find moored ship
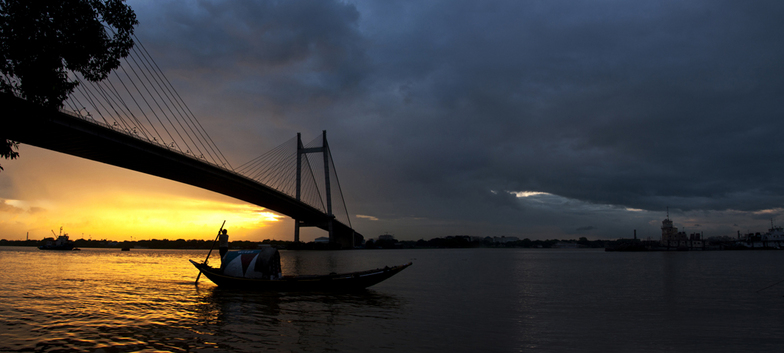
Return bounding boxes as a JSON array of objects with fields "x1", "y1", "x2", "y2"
[
  {"x1": 38, "y1": 227, "x2": 76, "y2": 250},
  {"x1": 735, "y1": 221, "x2": 784, "y2": 249}
]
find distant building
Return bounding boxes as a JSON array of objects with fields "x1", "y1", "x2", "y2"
[
  {"x1": 314, "y1": 237, "x2": 330, "y2": 243},
  {"x1": 494, "y1": 236, "x2": 519, "y2": 244},
  {"x1": 378, "y1": 234, "x2": 395, "y2": 241},
  {"x1": 660, "y1": 215, "x2": 704, "y2": 249}
]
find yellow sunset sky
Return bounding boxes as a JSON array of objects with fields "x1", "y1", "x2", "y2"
[{"x1": 0, "y1": 145, "x2": 322, "y2": 242}]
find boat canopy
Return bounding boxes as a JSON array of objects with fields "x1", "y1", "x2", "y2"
[{"x1": 221, "y1": 247, "x2": 282, "y2": 280}]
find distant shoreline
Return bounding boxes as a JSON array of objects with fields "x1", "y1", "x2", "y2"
[{"x1": 0, "y1": 237, "x2": 609, "y2": 250}]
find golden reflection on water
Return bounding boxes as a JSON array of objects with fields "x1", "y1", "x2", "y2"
[{"x1": 0, "y1": 247, "x2": 408, "y2": 352}]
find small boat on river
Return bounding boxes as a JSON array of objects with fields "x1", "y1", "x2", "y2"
[{"x1": 190, "y1": 248, "x2": 411, "y2": 291}]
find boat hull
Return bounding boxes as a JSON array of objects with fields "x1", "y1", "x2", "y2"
[{"x1": 191, "y1": 259, "x2": 411, "y2": 291}]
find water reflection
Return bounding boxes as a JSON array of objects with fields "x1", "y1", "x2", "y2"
[
  {"x1": 0, "y1": 247, "x2": 409, "y2": 352},
  {"x1": 279, "y1": 250, "x2": 367, "y2": 276},
  {"x1": 194, "y1": 286, "x2": 405, "y2": 325},
  {"x1": 189, "y1": 286, "x2": 405, "y2": 351},
  {"x1": 6, "y1": 247, "x2": 784, "y2": 352}
]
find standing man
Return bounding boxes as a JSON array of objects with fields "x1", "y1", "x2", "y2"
[{"x1": 219, "y1": 229, "x2": 229, "y2": 266}]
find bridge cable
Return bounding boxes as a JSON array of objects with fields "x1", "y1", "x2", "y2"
[
  {"x1": 328, "y1": 145, "x2": 352, "y2": 228},
  {"x1": 78, "y1": 79, "x2": 124, "y2": 128},
  {"x1": 71, "y1": 79, "x2": 110, "y2": 125},
  {"x1": 236, "y1": 136, "x2": 295, "y2": 171},
  {"x1": 80, "y1": 79, "x2": 135, "y2": 133},
  {"x1": 134, "y1": 44, "x2": 223, "y2": 165},
  {"x1": 253, "y1": 141, "x2": 296, "y2": 185},
  {"x1": 106, "y1": 26, "x2": 205, "y2": 161},
  {"x1": 113, "y1": 64, "x2": 168, "y2": 144},
  {"x1": 267, "y1": 152, "x2": 296, "y2": 194},
  {"x1": 246, "y1": 142, "x2": 294, "y2": 187},
  {"x1": 239, "y1": 137, "x2": 295, "y2": 176},
  {"x1": 124, "y1": 47, "x2": 200, "y2": 157},
  {"x1": 126, "y1": 45, "x2": 212, "y2": 162},
  {"x1": 95, "y1": 75, "x2": 155, "y2": 140},
  {"x1": 62, "y1": 80, "x2": 89, "y2": 119},
  {"x1": 93, "y1": 79, "x2": 142, "y2": 135},
  {"x1": 302, "y1": 153, "x2": 326, "y2": 211},
  {"x1": 114, "y1": 51, "x2": 179, "y2": 149},
  {"x1": 132, "y1": 34, "x2": 233, "y2": 169}
]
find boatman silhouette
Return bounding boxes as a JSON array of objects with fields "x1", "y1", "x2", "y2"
[{"x1": 219, "y1": 229, "x2": 229, "y2": 265}]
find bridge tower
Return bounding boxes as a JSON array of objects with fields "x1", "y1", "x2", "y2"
[{"x1": 295, "y1": 130, "x2": 334, "y2": 243}]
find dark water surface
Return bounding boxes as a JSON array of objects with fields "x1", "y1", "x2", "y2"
[{"x1": 1, "y1": 247, "x2": 783, "y2": 352}]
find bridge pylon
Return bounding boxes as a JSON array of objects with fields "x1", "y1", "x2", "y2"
[{"x1": 295, "y1": 130, "x2": 335, "y2": 244}]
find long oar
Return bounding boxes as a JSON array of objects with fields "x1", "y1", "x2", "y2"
[{"x1": 195, "y1": 220, "x2": 226, "y2": 284}]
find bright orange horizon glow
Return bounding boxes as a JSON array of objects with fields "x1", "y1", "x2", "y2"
[
  {"x1": 1, "y1": 192, "x2": 284, "y2": 241},
  {"x1": 0, "y1": 146, "x2": 298, "y2": 242}
]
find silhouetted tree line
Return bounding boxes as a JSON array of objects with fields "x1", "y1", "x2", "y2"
[{"x1": 0, "y1": 239, "x2": 40, "y2": 247}]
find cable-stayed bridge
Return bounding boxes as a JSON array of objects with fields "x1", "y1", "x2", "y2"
[{"x1": 0, "y1": 37, "x2": 361, "y2": 248}]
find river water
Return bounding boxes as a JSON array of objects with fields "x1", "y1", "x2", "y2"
[{"x1": 1, "y1": 246, "x2": 783, "y2": 352}]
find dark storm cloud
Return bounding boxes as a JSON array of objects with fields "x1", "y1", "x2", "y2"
[
  {"x1": 129, "y1": 0, "x2": 369, "y2": 157},
  {"x1": 126, "y1": 0, "x2": 784, "y2": 238},
  {"x1": 348, "y1": 0, "x2": 784, "y2": 214},
  {"x1": 138, "y1": 0, "x2": 365, "y2": 77}
]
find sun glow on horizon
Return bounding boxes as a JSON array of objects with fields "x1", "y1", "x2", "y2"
[
  {"x1": 0, "y1": 193, "x2": 283, "y2": 241},
  {"x1": 0, "y1": 146, "x2": 299, "y2": 242}
]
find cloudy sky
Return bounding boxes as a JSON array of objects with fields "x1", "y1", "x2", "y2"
[{"x1": 2, "y1": 0, "x2": 784, "y2": 241}]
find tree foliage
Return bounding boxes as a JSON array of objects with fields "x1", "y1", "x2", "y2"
[
  {"x1": 0, "y1": 0, "x2": 137, "y2": 169},
  {"x1": 0, "y1": 139, "x2": 18, "y2": 171}
]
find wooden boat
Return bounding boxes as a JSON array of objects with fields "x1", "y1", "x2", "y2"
[{"x1": 190, "y1": 259, "x2": 412, "y2": 291}]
